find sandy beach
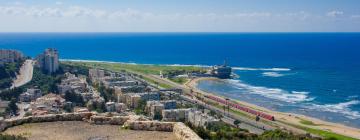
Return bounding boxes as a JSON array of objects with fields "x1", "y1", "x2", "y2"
[{"x1": 186, "y1": 77, "x2": 360, "y2": 139}]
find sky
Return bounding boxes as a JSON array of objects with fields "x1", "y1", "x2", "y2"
[{"x1": 0, "y1": 0, "x2": 359, "y2": 32}]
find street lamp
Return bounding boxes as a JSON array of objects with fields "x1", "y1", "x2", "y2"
[{"x1": 225, "y1": 98, "x2": 230, "y2": 116}]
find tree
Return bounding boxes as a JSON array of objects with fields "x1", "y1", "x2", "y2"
[
  {"x1": 234, "y1": 120, "x2": 241, "y2": 128},
  {"x1": 65, "y1": 91, "x2": 85, "y2": 106},
  {"x1": 6, "y1": 99, "x2": 18, "y2": 115},
  {"x1": 153, "y1": 111, "x2": 162, "y2": 121}
]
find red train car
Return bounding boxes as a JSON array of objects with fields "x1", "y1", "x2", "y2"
[{"x1": 204, "y1": 94, "x2": 275, "y2": 121}]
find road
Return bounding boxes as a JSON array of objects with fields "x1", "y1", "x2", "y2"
[
  {"x1": 140, "y1": 74, "x2": 309, "y2": 135},
  {"x1": 180, "y1": 95, "x2": 270, "y2": 134},
  {"x1": 11, "y1": 60, "x2": 34, "y2": 89}
]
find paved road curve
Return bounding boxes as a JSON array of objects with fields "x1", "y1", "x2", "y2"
[{"x1": 11, "y1": 59, "x2": 34, "y2": 89}]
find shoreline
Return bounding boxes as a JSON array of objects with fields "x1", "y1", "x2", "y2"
[
  {"x1": 186, "y1": 77, "x2": 360, "y2": 139},
  {"x1": 62, "y1": 59, "x2": 360, "y2": 139}
]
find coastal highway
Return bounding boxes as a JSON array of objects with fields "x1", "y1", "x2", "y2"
[
  {"x1": 180, "y1": 95, "x2": 271, "y2": 134},
  {"x1": 11, "y1": 60, "x2": 34, "y2": 89},
  {"x1": 85, "y1": 63, "x2": 309, "y2": 135},
  {"x1": 142, "y1": 74, "x2": 310, "y2": 135},
  {"x1": 142, "y1": 75, "x2": 276, "y2": 134}
]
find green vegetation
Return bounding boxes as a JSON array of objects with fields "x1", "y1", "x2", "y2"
[
  {"x1": 259, "y1": 129, "x2": 320, "y2": 140},
  {"x1": 0, "y1": 60, "x2": 24, "y2": 89},
  {"x1": 62, "y1": 61, "x2": 205, "y2": 88},
  {"x1": 23, "y1": 67, "x2": 63, "y2": 94},
  {"x1": 213, "y1": 101, "x2": 356, "y2": 140},
  {"x1": 188, "y1": 121, "x2": 320, "y2": 140},
  {"x1": 64, "y1": 91, "x2": 85, "y2": 106},
  {"x1": 6, "y1": 99, "x2": 18, "y2": 115},
  {"x1": 142, "y1": 76, "x2": 173, "y2": 89},
  {"x1": 134, "y1": 99, "x2": 146, "y2": 115},
  {"x1": 0, "y1": 134, "x2": 27, "y2": 140},
  {"x1": 300, "y1": 119, "x2": 319, "y2": 126},
  {"x1": 95, "y1": 83, "x2": 116, "y2": 102},
  {"x1": 62, "y1": 61, "x2": 205, "y2": 75},
  {"x1": 169, "y1": 77, "x2": 188, "y2": 84},
  {"x1": 89, "y1": 101, "x2": 106, "y2": 113},
  {"x1": 278, "y1": 120, "x2": 357, "y2": 140}
]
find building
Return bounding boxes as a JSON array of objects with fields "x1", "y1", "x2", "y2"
[
  {"x1": 115, "y1": 85, "x2": 146, "y2": 93},
  {"x1": 36, "y1": 48, "x2": 59, "y2": 74},
  {"x1": 103, "y1": 80, "x2": 137, "y2": 88},
  {"x1": 126, "y1": 94, "x2": 141, "y2": 108},
  {"x1": 160, "y1": 100, "x2": 177, "y2": 109},
  {"x1": 57, "y1": 73, "x2": 87, "y2": 95},
  {"x1": 0, "y1": 49, "x2": 23, "y2": 65},
  {"x1": 31, "y1": 93, "x2": 65, "y2": 115},
  {"x1": 210, "y1": 61, "x2": 232, "y2": 79},
  {"x1": 162, "y1": 109, "x2": 191, "y2": 122},
  {"x1": 145, "y1": 101, "x2": 165, "y2": 119},
  {"x1": 138, "y1": 92, "x2": 161, "y2": 101},
  {"x1": 19, "y1": 88, "x2": 42, "y2": 102},
  {"x1": 114, "y1": 103, "x2": 127, "y2": 113},
  {"x1": 105, "y1": 101, "x2": 116, "y2": 112},
  {"x1": 187, "y1": 109, "x2": 220, "y2": 129},
  {"x1": 89, "y1": 69, "x2": 105, "y2": 83}
]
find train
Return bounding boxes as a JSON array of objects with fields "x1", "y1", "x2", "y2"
[{"x1": 204, "y1": 94, "x2": 275, "y2": 121}]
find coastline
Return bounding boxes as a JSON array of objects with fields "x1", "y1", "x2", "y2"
[
  {"x1": 62, "y1": 59, "x2": 360, "y2": 139},
  {"x1": 186, "y1": 77, "x2": 360, "y2": 139}
]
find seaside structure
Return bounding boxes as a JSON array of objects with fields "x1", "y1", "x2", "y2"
[
  {"x1": 36, "y1": 48, "x2": 59, "y2": 74},
  {"x1": 0, "y1": 49, "x2": 23, "y2": 65},
  {"x1": 210, "y1": 61, "x2": 232, "y2": 79}
]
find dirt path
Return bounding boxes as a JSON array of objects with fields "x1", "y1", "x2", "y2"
[{"x1": 11, "y1": 59, "x2": 34, "y2": 89}]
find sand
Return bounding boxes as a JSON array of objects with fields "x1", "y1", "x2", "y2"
[
  {"x1": 2, "y1": 121, "x2": 177, "y2": 140},
  {"x1": 185, "y1": 77, "x2": 360, "y2": 139}
]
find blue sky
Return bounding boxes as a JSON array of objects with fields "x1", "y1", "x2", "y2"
[{"x1": 0, "y1": 0, "x2": 359, "y2": 32}]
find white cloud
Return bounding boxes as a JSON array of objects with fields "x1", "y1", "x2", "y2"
[
  {"x1": 327, "y1": 10, "x2": 344, "y2": 17},
  {"x1": 0, "y1": 5, "x2": 358, "y2": 32}
]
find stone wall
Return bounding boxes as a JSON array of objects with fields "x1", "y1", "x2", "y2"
[
  {"x1": 125, "y1": 121, "x2": 174, "y2": 132},
  {"x1": 0, "y1": 112, "x2": 93, "y2": 132},
  {"x1": 173, "y1": 122, "x2": 202, "y2": 140},
  {"x1": 89, "y1": 115, "x2": 129, "y2": 125},
  {"x1": 0, "y1": 112, "x2": 203, "y2": 140},
  {"x1": 125, "y1": 121, "x2": 202, "y2": 140}
]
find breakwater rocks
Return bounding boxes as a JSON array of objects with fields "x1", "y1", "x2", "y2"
[{"x1": 0, "y1": 112, "x2": 202, "y2": 140}]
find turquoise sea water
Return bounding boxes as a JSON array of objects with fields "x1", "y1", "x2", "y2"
[{"x1": 0, "y1": 33, "x2": 359, "y2": 127}]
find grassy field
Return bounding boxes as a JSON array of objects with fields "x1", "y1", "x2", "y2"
[
  {"x1": 62, "y1": 61, "x2": 205, "y2": 75},
  {"x1": 278, "y1": 120, "x2": 358, "y2": 140},
  {"x1": 61, "y1": 61, "x2": 202, "y2": 88}
]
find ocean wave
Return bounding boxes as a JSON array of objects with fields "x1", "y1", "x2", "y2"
[
  {"x1": 232, "y1": 67, "x2": 291, "y2": 71},
  {"x1": 262, "y1": 72, "x2": 284, "y2": 77},
  {"x1": 225, "y1": 79, "x2": 313, "y2": 103},
  {"x1": 306, "y1": 100, "x2": 360, "y2": 119}
]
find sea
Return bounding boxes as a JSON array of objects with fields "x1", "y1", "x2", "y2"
[{"x1": 0, "y1": 33, "x2": 359, "y2": 128}]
